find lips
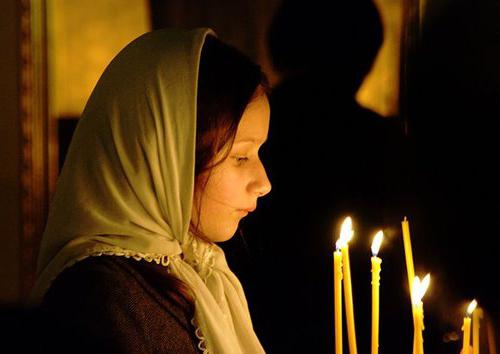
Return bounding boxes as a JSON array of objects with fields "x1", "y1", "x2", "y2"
[{"x1": 238, "y1": 206, "x2": 256, "y2": 213}]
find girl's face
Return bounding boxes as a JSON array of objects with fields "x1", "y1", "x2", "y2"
[{"x1": 192, "y1": 93, "x2": 272, "y2": 242}]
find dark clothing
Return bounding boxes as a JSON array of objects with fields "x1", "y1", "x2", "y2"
[{"x1": 38, "y1": 256, "x2": 200, "y2": 354}]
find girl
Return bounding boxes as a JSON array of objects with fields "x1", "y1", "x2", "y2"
[{"x1": 32, "y1": 28, "x2": 271, "y2": 353}]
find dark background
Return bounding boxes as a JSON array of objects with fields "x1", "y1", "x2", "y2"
[{"x1": 215, "y1": 0, "x2": 500, "y2": 353}]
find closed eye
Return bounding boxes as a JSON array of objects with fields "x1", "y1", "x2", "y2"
[{"x1": 232, "y1": 156, "x2": 249, "y2": 165}]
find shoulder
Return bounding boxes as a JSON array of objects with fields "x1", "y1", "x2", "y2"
[
  {"x1": 39, "y1": 256, "x2": 200, "y2": 354},
  {"x1": 44, "y1": 256, "x2": 187, "y2": 319}
]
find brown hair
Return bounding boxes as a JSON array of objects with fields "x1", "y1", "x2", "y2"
[
  {"x1": 195, "y1": 35, "x2": 269, "y2": 176},
  {"x1": 170, "y1": 35, "x2": 269, "y2": 315}
]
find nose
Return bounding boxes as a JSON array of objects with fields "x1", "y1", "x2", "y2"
[{"x1": 251, "y1": 159, "x2": 272, "y2": 197}]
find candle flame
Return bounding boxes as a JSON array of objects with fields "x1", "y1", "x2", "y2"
[
  {"x1": 421, "y1": 273, "x2": 430, "y2": 295},
  {"x1": 336, "y1": 216, "x2": 354, "y2": 249},
  {"x1": 371, "y1": 230, "x2": 384, "y2": 256},
  {"x1": 411, "y1": 273, "x2": 431, "y2": 305},
  {"x1": 467, "y1": 299, "x2": 477, "y2": 315}
]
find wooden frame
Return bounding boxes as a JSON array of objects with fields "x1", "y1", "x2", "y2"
[
  {"x1": 19, "y1": 0, "x2": 55, "y2": 299},
  {"x1": 18, "y1": 0, "x2": 149, "y2": 299}
]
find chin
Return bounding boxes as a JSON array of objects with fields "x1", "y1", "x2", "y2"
[
  {"x1": 210, "y1": 223, "x2": 239, "y2": 243},
  {"x1": 213, "y1": 230, "x2": 237, "y2": 243}
]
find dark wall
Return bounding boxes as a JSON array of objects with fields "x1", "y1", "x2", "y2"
[
  {"x1": 407, "y1": 0, "x2": 500, "y2": 348},
  {"x1": 148, "y1": 1, "x2": 500, "y2": 352}
]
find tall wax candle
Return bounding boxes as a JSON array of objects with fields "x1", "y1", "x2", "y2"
[
  {"x1": 473, "y1": 307, "x2": 482, "y2": 354},
  {"x1": 340, "y1": 217, "x2": 358, "y2": 354},
  {"x1": 463, "y1": 317, "x2": 472, "y2": 354},
  {"x1": 401, "y1": 217, "x2": 415, "y2": 296},
  {"x1": 463, "y1": 300, "x2": 477, "y2": 354},
  {"x1": 413, "y1": 302, "x2": 424, "y2": 354},
  {"x1": 371, "y1": 231, "x2": 383, "y2": 354},
  {"x1": 342, "y1": 244, "x2": 357, "y2": 354},
  {"x1": 334, "y1": 243, "x2": 343, "y2": 354},
  {"x1": 402, "y1": 217, "x2": 417, "y2": 353},
  {"x1": 486, "y1": 316, "x2": 497, "y2": 354},
  {"x1": 412, "y1": 274, "x2": 430, "y2": 354}
]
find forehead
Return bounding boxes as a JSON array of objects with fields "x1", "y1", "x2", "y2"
[{"x1": 234, "y1": 94, "x2": 270, "y2": 143}]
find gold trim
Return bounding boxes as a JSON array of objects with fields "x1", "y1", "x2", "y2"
[{"x1": 19, "y1": 0, "x2": 51, "y2": 300}]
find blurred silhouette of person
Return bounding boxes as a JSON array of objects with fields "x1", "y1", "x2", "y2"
[{"x1": 238, "y1": 0, "x2": 411, "y2": 353}]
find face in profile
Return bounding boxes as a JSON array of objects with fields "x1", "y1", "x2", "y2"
[{"x1": 192, "y1": 93, "x2": 272, "y2": 242}]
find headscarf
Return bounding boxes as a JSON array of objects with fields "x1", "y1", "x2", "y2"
[{"x1": 31, "y1": 28, "x2": 265, "y2": 354}]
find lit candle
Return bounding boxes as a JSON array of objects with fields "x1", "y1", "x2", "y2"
[
  {"x1": 334, "y1": 240, "x2": 343, "y2": 354},
  {"x1": 486, "y1": 315, "x2": 497, "y2": 354},
  {"x1": 412, "y1": 274, "x2": 430, "y2": 354},
  {"x1": 473, "y1": 306, "x2": 482, "y2": 354},
  {"x1": 339, "y1": 217, "x2": 358, "y2": 354},
  {"x1": 371, "y1": 231, "x2": 383, "y2": 354},
  {"x1": 462, "y1": 300, "x2": 477, "y2": 354},
  {"x1": 401, "y1": 217, "x2": 415, "y2": 296}
]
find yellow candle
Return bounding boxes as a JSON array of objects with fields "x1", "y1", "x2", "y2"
[
  {"x1": 463, "y1": 300, "x2": 477, "y2": 354},
  {"x1": 463, "y1": 317, "x2": 472, "y2": 354},
  {"x1": 403, "y1": 218, "x2": 417, "y2": 353},
  {"x1": 371, "y1": 231, "x2": 383, "y2": 354},
  {"x1": 412, "y1": 274, "x2": 430, "y2": 354},
  {"x1": 342, "y1": 244, "x2": 358, "y2": 354},
  {"x1": 412, "y1": 309, "x2": 417, "y2": 354},
  {"x1": 413, "y1": 302, "x2": 424, "y2": 354},
  {"x1": 339, "y1": 217, "x2": 358, "y2": 354},
  {"x1": 334, "y1": 246, "x2": 343, "y2": 354},
  {"x1": 486, "y1": 316, "x2": 497, "y2": 354},
  {"x1": 402, "y1": 217, "x2": 415, "y2": 296},
  {"x1": 473, "y1": 307, "x2": 482, "y2": 354}
]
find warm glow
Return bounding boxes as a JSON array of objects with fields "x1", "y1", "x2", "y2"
[
  {"x1": 421, "y1": 273, "x2": 430, "y2": 295},
  {"x1": 355, "y1": 0, "x2": 403, "y2": 116},
  {"x1": 337, "y1": 217, "x2": 354, "y2": 249},
  {"x1": 411, "y1": 277, "x2": 420, "y2": 304},
  {"x1": 467, "y1": 299, "x2": 478, "y2": 316},
  {"x1": 412, "y1": 274, "x2": 431, "y2": 305},
  {"x1": 371, "y1": 230, "x2": 384, "y2": 256},
  {"x1": 48, "y1": 0, "x2": 149, "y2": 117}
]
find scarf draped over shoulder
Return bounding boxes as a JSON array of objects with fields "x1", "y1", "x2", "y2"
[{"x1": 31, "y1": 28, "x2": 265, "y2": 354}]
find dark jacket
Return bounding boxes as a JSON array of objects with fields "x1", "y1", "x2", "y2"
[{"x1": 37, "y1": 256, "x2": 200, "y2": 353}]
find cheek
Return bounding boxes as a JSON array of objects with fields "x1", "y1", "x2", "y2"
[
  {"x1": 194, "y1": 170, "x2": 246, "y2": 242},
  {"x1": 204, "y1": 168, "x2": 247, "y2": 207}
]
